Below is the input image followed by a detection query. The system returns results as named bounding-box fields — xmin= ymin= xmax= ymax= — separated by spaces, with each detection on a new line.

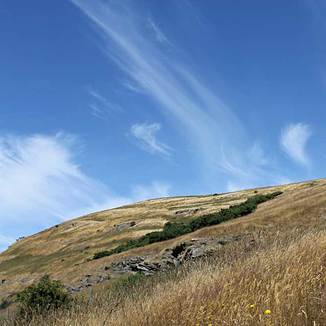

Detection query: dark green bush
xmin=0 ymin=299 xmax=10 ymax=310
xmin=93 ymin=191 xmax=282 ymax=260
xmin=16 ymin=275 xmax=72 ymax=316
xmin=93 ymin=250 xmax=111 ymax=260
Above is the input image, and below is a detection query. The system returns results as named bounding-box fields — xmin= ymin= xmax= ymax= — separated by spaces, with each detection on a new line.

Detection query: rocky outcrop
xmin=161 ymin=235 xmax=242 ymax=267
xmin=109 ymin=257 xmax=161 ymax=276
xmin=175 ymin=208 xmax=203 ymax=216
xmin=67 ymin=235 xmax=243 ymax=293
xmin=67 ymin=273 xmax=110 ymax=293
xmin=113 ymin=221 xmax=136 ymax=232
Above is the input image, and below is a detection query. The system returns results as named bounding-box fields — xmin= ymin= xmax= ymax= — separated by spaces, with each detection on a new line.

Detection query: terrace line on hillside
xmin=93 ymin=191 xmax=282 ymax=260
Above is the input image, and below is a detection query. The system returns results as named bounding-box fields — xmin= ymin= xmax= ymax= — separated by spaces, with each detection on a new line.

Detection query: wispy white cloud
xmin=130 ymin=122 xmax=172 ymax=156
xmin=0 ymin=133 xmax=123 ymax=222
xmin=219 ymin=142 xmax=276 ymax=191
xmin=147 ymin=17 xmax=169 ymax=44
xmin=132 ymin=181 xmax=170 ymax=200
xmin=280 ymin=123 xmax=312 ymax=166
xmin=248 ymin=142 xmax=268 ymax=166
xmin=0 ymin=132 xmax=171 ymax=252
xmin=71 ymin=0 xmax=287 ymax=191
xmin=88 ymin=88 xmax=122 ymax=120
xmin=89 ymin=103 xmax=106 ymax=120
xmin=226 ymin=181 xmax=250 ymax=193
xmin=121 ymin=80 xmax=144 ymax=94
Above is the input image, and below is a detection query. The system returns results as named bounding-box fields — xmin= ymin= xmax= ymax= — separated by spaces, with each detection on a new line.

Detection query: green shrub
xmin=0 ymin=299 xmax=10 ymax=310
xmin=16 ymin=275 xmax=72 ymax=316
xmin=93 ymin=250 xmax=111 ymax=260
xmin=93 ymin=191 xmax=282 ymax=260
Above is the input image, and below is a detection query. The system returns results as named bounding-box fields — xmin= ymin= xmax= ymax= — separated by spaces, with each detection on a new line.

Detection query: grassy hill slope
xmin=1 ymin=179 xmax=326 ymax=325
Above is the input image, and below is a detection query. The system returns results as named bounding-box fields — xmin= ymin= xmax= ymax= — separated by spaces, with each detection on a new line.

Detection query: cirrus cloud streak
xmin=280 ymin=123 xmax=312 ymax=167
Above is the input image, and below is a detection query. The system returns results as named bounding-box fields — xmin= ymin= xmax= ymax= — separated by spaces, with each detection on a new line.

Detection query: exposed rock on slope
xmin=67 ymin=234 xmax=244 ymax=292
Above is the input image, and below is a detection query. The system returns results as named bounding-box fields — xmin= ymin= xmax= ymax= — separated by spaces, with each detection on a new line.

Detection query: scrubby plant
xmin=93 ymin=250 xmax=111 ymax=260
xmin=0 ymin=298 xmax=10 ymax=310
xmin=93 ymin=191 xmax=282 ymax=259
xmin=16 ymin=275 xmax=72 ymax=316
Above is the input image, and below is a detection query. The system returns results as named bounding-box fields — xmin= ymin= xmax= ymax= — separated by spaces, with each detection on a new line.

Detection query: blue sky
xmin=1 ymin=0 xmax=326 ymax=251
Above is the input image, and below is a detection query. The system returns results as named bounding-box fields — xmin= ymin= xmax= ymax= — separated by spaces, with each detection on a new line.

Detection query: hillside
xmin=1 ymin=179 xmax=326 ymax=325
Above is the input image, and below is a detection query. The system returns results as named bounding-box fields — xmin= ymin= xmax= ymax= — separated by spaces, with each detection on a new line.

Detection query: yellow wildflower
xmin=264 ymin=309 xmax=272 ymax=315
xmin=249 ymin=304 xmax=255 ymax=308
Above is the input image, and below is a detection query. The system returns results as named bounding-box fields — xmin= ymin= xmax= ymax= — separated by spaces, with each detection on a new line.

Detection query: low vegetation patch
xmin=93 ymin=191 xmax=282 ymax=259
xmin=111 ymin=272 xmax=146 ymax=293
xmin=0 ymin=299 xmax=10 ymax=310
xmin=16 ymin=275 xmax=72 ymax=318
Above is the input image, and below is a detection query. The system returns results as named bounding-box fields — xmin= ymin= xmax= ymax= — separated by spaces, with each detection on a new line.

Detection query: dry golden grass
xmin=1 ymin=179 xmax=326 ymax=325
xmin=1 ymin=180 xmax=307 ymax=298
xmin=102 ymin=231 xmax=326 ymax=326
xmin=4 ymin=227 xmax=325 ymax=326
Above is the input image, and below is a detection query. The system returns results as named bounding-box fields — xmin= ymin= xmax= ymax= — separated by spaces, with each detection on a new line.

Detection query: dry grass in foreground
xmin=7 ymin=228 xmax=326 ymax=326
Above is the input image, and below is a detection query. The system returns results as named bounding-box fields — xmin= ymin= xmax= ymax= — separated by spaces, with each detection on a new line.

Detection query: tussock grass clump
xmin=93 ymin=192 xmax=282 ymax=259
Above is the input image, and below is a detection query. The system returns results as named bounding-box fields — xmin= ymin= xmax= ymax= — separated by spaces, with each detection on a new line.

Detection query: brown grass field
xmin=1 ymin=179 xmax=326 ymax=325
